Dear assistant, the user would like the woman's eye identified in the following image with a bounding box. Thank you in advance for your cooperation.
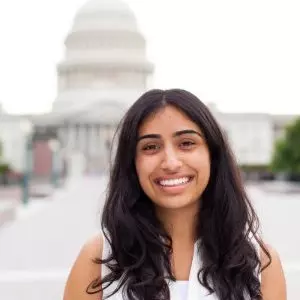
[142,144,160,151]
[180,141,195,148]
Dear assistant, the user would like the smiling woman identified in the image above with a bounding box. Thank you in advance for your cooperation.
[63,89,286,300]
[135,106,210,212]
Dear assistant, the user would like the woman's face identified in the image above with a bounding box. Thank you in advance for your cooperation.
[135,105,211,210]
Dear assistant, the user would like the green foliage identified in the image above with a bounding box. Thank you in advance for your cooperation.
[0,140,11,174]
[0,163,9,174]
[239,164,269,172]
[270,117,300,174]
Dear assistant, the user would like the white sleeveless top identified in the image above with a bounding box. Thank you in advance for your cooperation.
[100,232,260,300]
[174,281,189,300]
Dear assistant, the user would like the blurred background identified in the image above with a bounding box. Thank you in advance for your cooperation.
[0,0,299,299]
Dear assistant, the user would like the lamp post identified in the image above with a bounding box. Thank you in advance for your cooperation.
[48,139,61,188]
[20,119,33,205]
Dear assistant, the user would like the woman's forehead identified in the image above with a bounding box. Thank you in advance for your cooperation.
[138,106,202,135]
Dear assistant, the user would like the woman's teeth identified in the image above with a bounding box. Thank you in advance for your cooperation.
[158,177,191,187]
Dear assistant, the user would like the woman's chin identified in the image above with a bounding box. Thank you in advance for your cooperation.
[154,195,198,211]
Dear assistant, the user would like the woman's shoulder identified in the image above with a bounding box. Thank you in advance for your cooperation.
[76,234,103,257]
[63,234,104,300]
[260,243,287,299]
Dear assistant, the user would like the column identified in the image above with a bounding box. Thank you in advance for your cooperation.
[77,124,85,152]
[57,125,66,149]
[85,124,91,157]
[98,124,106,171]
[67,124,77,151]
[88,125,96,157]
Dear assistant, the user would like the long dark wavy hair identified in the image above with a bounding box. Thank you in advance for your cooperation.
[87,89,271,299]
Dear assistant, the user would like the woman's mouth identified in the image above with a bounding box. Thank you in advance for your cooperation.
[154,176,194,194]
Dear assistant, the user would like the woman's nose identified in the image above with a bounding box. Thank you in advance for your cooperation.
[161,149,183,172]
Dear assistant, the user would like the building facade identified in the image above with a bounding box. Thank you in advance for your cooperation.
[0,0,298,178]
[38,0,154,174]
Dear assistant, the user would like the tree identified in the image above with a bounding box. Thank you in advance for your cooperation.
[0,140,3,165]
[270,117,300,176]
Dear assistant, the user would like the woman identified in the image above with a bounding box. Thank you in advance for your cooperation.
[64,89,286,300]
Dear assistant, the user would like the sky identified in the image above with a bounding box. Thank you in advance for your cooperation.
[0,0,299,115]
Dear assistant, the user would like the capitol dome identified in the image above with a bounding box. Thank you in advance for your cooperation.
[72,0,138,32]
[62,0,147,68]
[52,0,153,124]
[79,0,132,13]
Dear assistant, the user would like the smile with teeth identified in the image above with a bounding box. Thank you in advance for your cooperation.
[157,176,193,187]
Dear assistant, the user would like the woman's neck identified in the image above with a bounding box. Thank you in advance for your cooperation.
[155,203,199,244]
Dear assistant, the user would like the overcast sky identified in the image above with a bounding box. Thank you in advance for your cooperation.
[0,0,299,115]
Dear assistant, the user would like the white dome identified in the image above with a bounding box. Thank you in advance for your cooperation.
[53,0,154,120]
[73,0,137,32]
[62,0,150,70]
[78,0,132,15]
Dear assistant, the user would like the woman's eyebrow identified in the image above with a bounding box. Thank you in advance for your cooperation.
[137,129,202,142]
[172,129,203,138]
[137,134,161,142]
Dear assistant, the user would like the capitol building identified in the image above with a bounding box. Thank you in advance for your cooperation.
[0,0,298,177]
